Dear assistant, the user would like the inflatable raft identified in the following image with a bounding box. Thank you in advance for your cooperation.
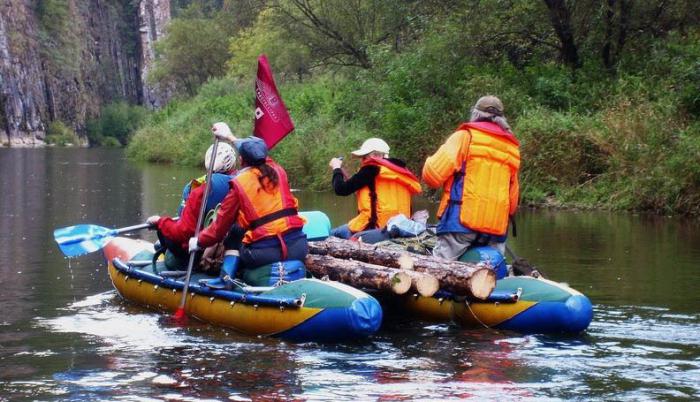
[305,212,593,334]
[396,245,593,334]
[382,275,592,334]
[102,237,382,343]
[374,245,591,334]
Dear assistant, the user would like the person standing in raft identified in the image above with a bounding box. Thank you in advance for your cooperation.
[422,96,521,260]
[328,138,422,242]
[147,140,238,270]
[187,122,308,285]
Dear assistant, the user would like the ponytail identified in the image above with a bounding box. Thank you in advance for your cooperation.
[256,163,279,190]
[470,108,512,133]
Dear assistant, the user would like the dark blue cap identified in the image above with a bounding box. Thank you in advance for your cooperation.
[234,136,268,166]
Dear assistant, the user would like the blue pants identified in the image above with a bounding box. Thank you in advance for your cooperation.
[330,224,353,239]
[330,224,391,244]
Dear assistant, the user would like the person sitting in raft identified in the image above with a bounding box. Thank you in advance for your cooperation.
[422,95,520,260]
[328,137,422,242]
[187,123,308,287]
[147,140,238,270]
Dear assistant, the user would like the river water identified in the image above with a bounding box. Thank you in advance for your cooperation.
[0,148,698,401]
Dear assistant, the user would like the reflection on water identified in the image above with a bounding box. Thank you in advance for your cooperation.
[0,148,698,400]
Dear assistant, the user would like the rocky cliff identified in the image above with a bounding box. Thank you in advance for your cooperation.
[139,0,170,109]
[0,0,170,146]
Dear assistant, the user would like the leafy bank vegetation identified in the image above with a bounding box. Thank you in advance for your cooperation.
[128,0,700,215]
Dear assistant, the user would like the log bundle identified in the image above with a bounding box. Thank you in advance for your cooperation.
[304,254,440,296]
[305,237,496,299]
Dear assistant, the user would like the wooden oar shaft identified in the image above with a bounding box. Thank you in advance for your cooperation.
[177,138,220,312]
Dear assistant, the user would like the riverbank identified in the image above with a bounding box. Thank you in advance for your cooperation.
[126,19,699,216]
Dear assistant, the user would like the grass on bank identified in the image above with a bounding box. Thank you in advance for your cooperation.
[127,35,700,216]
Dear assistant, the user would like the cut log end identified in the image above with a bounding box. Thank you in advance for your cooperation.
[398,253,414,270]
[469,268,497,300]
[391,271,412,294]
[411,273,440,297]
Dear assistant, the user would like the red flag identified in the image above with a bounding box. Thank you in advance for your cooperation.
[254,54,294,149]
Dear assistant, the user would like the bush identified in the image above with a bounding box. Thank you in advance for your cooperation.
[87,101,147,146]
[45,121,79,146]
[517,108,605,189]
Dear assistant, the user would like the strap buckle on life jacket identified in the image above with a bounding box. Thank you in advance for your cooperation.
[248,207,298,230]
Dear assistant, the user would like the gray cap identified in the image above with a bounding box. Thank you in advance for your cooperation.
[474,96,504,116]
[234,136,268,166]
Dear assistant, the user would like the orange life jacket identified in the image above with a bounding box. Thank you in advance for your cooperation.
[422,122,520,235]
[230,159,305,244]
[347,157,422,232]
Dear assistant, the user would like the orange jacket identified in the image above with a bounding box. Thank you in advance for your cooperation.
[422,122,520,235]
[348,157,422,232]
[231,160,305,244]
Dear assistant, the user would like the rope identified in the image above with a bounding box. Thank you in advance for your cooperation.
[274,262,288,287]
[465,300,491,329]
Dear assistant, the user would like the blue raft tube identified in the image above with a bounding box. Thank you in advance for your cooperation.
[302,211,593,335]
[102,210,382,343]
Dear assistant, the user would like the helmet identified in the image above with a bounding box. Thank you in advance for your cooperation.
[351,138,390,157]
[205,142,237,173]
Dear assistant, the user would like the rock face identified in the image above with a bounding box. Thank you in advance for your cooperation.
[0,0,171,147]
[139,0,170,108]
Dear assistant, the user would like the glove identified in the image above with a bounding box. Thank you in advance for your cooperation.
[188,237,200,253]
[329,157,343,170]
[212,122,235,142]
[146,215,160,227]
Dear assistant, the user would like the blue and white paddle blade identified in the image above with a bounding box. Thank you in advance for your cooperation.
[53,224,115,258]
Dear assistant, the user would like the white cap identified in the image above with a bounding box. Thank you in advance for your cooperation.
[351,138,390,157]
[205,142,237,173]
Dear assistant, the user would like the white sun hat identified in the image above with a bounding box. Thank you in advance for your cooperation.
[351,138,390,157]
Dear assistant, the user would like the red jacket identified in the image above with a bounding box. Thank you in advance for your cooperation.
[155,184,208,251]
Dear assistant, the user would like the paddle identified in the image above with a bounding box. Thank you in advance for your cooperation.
[174,137,220,321]
[54,222,153,258]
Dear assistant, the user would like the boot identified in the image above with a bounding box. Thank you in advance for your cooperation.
[199,250,239,290]
[220,251,240,284]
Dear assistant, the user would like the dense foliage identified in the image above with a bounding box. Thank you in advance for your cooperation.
[45,121,80,146]
[129,0,700,215]
[87,102,148,147]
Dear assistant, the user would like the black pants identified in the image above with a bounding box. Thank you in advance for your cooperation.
[156,230,202,270]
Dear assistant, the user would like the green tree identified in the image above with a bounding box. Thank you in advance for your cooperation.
[268,0,445,69]
[228,8,311,81]
[87,101,147,146]
[149,16,232,96]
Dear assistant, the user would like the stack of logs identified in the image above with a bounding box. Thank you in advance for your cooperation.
[304,237,496,299]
